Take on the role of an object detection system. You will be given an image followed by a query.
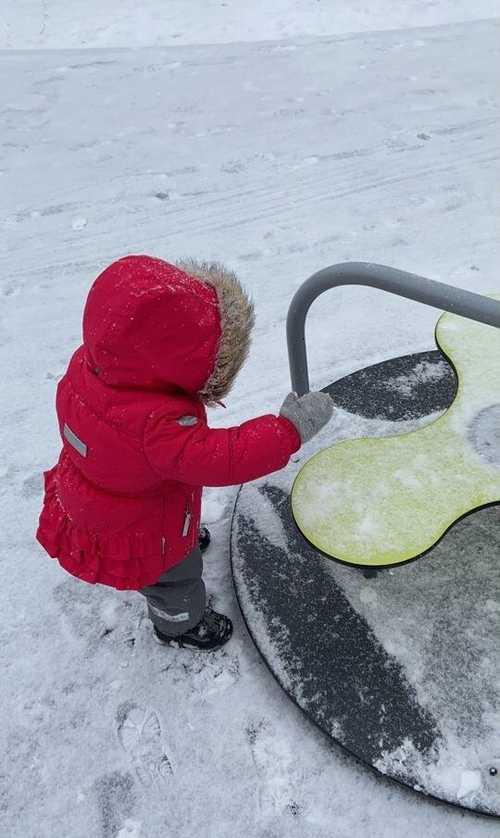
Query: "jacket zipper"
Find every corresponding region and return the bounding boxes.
[182,505,192,538]
[161,496,166,556]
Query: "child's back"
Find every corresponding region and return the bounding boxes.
[37,255,332,648]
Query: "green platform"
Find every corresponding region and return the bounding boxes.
[291,300,500,567]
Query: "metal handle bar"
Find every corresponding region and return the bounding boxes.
[287,262,500,395]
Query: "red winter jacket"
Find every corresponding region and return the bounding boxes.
[37,256,300,590]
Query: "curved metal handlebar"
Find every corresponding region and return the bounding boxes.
[286,262,500,395]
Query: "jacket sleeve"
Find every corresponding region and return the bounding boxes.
[143,407,301,487]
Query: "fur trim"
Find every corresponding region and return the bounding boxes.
[177,259,255,405]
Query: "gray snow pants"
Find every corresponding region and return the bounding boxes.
[139,546,206,637]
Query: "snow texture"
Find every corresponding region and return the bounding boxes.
[382,358,451,397]
[2,1,500,50]
[1,2,500,836]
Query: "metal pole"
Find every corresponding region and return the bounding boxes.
[287,262,500,395]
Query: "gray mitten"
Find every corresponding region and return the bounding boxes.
[279,391,334,444]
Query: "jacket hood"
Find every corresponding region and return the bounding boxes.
[83,255,254,403]
[177,258,255,404]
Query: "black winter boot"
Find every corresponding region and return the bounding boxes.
[153,607,233,651]
[199,526,211,553]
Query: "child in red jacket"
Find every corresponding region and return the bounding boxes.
[37,256,333,650]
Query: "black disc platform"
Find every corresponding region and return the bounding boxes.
[231,351,500,816]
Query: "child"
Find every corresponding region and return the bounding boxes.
[37,256,333,650]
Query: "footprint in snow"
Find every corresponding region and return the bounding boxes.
[245,717,305,817]
[93,771,136,838]
[22,472,43,498]
[165,647,241,697]
[52,578,138,649]
[116,701,174,790]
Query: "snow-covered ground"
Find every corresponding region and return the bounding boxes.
[1,3,499,837]
[2,1,500,49]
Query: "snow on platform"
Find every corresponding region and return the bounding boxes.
[232,353,500,815]
[292,305,500,566]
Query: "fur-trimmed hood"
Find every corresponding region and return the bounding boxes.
[176,258,255,404]
[82,255,254,404]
